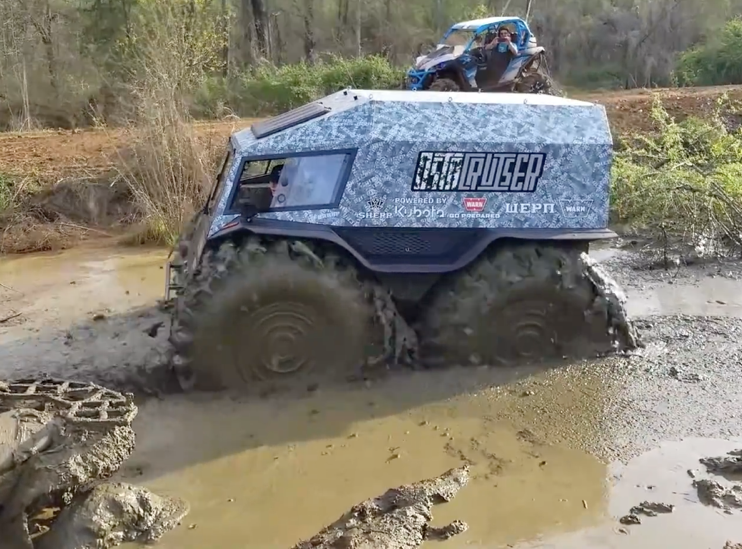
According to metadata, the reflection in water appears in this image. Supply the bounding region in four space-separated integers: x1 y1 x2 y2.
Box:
517 438 742 549
118 366 615 549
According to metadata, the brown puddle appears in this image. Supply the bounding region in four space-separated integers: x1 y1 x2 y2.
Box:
0 243 166 333
518 438 742 548
118 366 615 549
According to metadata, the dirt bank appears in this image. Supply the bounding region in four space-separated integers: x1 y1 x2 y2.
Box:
1 86 740 181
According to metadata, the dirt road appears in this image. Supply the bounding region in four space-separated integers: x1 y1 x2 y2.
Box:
1 240 742 548
1 85 741 180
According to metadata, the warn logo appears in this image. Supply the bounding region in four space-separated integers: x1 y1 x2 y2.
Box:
559 199 593 218
463 197 486 212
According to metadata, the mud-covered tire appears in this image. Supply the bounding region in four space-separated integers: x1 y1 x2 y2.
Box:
170 237 381 392
416 241 626 368
429 78 461 92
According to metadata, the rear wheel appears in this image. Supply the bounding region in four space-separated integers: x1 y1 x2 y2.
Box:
170 237 383 393
429 78 461 92
416 241 637 368
515 53 561 96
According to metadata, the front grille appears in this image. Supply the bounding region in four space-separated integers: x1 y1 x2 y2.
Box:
336 228 479 262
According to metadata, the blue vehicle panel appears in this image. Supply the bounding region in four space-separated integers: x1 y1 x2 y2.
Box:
207 89 612 242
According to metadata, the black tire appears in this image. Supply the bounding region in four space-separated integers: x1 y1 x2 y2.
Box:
429 78 461 92
170 236 382 393
416 241 633 368
515 53 561 96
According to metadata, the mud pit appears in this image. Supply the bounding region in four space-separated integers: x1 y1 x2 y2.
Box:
2 242 742 548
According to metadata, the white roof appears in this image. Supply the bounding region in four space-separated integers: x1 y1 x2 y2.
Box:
451 16 521 30
333 89 594 108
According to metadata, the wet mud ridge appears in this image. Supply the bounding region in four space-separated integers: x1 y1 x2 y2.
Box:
291 466 470 549
0 378 188 549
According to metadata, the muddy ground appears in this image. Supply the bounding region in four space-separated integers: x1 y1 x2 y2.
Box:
1 238 742 548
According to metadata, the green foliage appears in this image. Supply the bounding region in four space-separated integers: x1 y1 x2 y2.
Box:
611 94 742 245
0 174 13 212
675 19 742 86
193 55 405 117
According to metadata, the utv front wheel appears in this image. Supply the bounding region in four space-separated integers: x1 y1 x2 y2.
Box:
170 239 378 392
429 78 461 92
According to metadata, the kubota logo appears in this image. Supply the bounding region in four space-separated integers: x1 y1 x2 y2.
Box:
463 197 487 212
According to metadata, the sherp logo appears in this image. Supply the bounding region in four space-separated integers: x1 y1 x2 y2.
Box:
559 199 593 218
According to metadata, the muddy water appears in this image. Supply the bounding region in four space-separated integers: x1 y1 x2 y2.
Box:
0 241 166 335
2 244 742 548
119 366 615 549
518 438 742 548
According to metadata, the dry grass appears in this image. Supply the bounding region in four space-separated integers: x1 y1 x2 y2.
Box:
114 104 224 247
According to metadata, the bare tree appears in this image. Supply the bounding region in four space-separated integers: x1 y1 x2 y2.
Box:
251 0 269 58
303 0 317 63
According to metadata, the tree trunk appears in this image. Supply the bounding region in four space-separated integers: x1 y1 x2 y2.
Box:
220 0 229 76
250 0 269 58
303 0 317 64
239 0 257 67
355 0 362 57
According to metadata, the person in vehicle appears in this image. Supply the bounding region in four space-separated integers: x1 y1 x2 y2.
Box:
486 27 518 56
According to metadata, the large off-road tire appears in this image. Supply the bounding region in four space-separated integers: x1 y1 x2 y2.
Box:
416 241 636 368
514 53 562 96
429 78 461 92
169 237 387 393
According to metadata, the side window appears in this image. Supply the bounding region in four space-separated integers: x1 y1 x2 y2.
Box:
207 146 235 213
230 151 354 212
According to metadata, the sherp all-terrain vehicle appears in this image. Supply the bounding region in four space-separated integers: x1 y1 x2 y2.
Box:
166 89 637 392
406 16 555 95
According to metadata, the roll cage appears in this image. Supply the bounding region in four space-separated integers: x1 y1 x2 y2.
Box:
441 18 533 53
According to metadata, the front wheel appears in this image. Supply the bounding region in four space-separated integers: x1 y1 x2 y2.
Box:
170 238 382 393
429 78 461 92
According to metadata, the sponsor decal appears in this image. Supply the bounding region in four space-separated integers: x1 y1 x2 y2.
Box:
559 199 593 218
367 197 385 210
504 203 554 214
463 197 487 212
276 193 287 204
411 151 546 193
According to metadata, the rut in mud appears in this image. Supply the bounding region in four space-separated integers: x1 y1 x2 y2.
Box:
0 379 188 549
292 466 470 549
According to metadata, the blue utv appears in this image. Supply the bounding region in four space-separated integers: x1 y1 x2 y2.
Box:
406 16 556 95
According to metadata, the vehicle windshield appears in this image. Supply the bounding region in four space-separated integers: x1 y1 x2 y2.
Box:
440 29 475 47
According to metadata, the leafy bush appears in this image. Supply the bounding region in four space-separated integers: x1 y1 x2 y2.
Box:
676 19 742 86
611 94 742 251
193 55 405 117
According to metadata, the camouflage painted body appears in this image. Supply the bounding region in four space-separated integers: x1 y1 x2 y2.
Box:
208 90 612 240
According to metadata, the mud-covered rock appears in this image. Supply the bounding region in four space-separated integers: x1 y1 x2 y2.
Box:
724 542 742 549
35 482 189 549
693 479 742 511
292 466 470 549
700 450 742 477
629 501 674 517
0 380 138 547
0 379 187 549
